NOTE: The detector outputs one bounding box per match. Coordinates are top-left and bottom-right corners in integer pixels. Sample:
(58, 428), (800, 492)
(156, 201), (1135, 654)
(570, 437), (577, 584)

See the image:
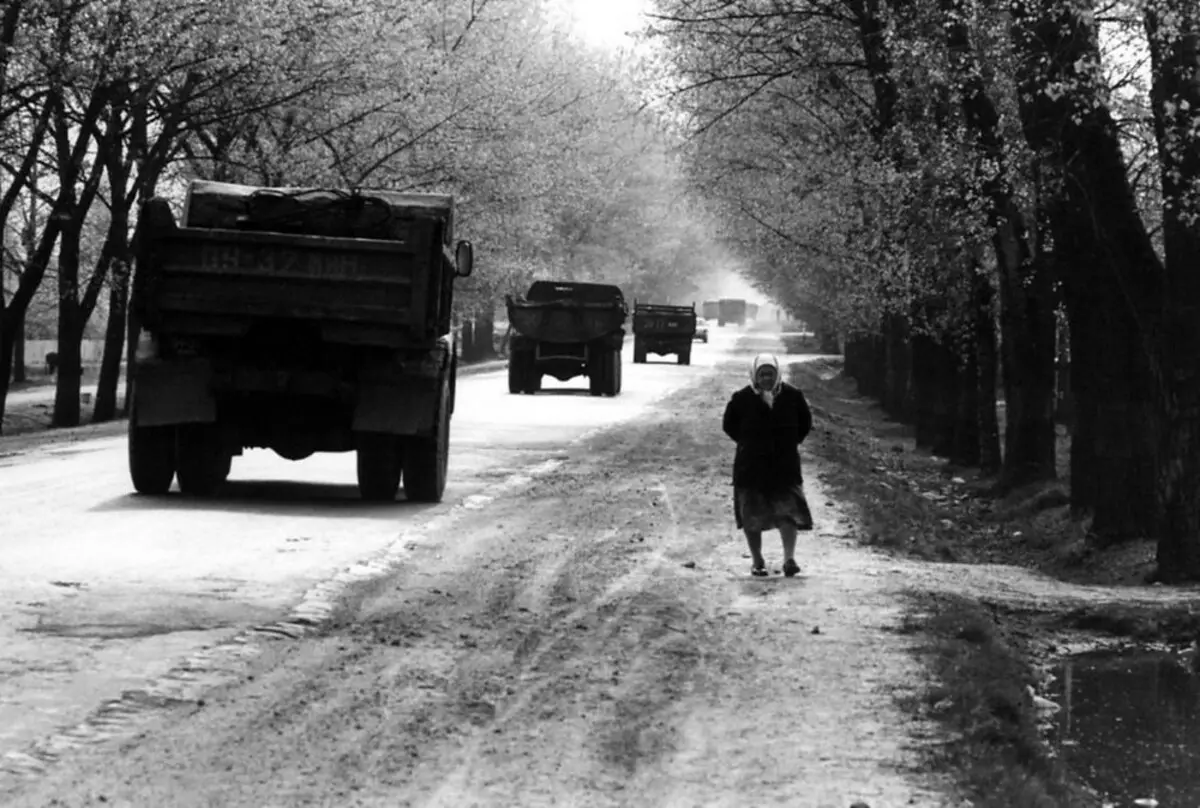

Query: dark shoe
(751, 564), (768, 577)
(782, 559), (800, 578)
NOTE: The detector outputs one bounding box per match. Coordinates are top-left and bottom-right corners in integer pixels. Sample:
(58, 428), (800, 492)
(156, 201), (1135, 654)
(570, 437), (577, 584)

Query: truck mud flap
(353, 386), (437, 435)
(133, 361), (217, 427)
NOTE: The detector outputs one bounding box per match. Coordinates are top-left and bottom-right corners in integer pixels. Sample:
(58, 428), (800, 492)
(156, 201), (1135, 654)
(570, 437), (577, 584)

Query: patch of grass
(901, 591), (1095, 808)
(787, 358), (1159, 584)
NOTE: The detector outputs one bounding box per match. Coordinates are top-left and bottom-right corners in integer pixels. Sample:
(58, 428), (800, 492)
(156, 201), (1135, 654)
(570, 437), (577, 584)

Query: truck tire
(604, 349), (621, 396)
(128, 411), (176, 496)
(357, 432), (403, 501)
(176, 425), (229, 496)
(524, 367), (542, 395)
(633, 338), (646, 364)
(589, 352), (605, 396)
(508, 358), (523, 394)
(404, 377), (450, 503)
(678, 349), (691, 366)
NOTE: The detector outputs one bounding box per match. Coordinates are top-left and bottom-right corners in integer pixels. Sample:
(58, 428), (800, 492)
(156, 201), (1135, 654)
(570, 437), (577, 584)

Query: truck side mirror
(455, 240), (474, 278)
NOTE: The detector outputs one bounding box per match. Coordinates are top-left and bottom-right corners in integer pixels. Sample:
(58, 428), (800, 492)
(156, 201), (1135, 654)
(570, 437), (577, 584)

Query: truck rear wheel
(678, 349), (691, 366)
(589, 351), (605, 396)
(128, 408), (176, 495)
(357, 432), (404, 501)
(603, 349), (621, 396)
(404, 378), (451, 503)
(176, 425), (229, 496)
(507, 357), (523, 394)
(524, 368), (541, 395)
(633, 338), (646, 364)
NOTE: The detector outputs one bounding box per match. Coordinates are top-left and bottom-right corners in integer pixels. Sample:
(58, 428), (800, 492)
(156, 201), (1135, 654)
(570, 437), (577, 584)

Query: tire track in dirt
(419, 477), (709, 806)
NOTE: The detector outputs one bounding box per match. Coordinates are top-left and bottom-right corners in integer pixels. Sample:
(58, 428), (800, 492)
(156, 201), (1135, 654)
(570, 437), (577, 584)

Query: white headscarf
(751, 353), (782, 407)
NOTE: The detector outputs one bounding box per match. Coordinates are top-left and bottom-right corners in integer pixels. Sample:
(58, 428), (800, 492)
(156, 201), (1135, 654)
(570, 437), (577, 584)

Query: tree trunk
(93, 267), (128, 423)
(11, 322), (25, 383)
(882, 314), (910, 421)
(1011, 0), (1163, 541)
(472, 309), (496, 360)
(844, 336), (868, 385)
(912, 333), (937, 449)
(997, 237), (1058, 490)
(930, 338), (960, 458)
(1054, 311), (1073, 427)
(952, 331), (982, 467)
(1146, 9), (1200, 579)
(459, 318), (482, 362)
(53, 223), (84, 428)
(974, 268), (1002, 474)
(942, 0), (1058, 488)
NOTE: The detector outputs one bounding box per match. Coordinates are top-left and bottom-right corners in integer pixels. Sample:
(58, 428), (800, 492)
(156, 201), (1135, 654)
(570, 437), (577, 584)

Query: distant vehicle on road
(128, 179), (475, 502)
(505, 281), (627, 396)
(632, 301), (697, 365)
(718, 298), (747, 327)
(701, 300), (720, 321)
(695, 318), (710, 343)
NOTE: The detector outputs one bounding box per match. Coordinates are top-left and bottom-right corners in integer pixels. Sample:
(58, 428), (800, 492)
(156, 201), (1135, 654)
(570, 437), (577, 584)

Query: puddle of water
(1052, 648), (1200, 807)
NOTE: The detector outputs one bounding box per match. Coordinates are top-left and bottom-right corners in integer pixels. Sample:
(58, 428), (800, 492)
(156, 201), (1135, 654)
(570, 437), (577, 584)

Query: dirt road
(1, 333), (959, 807)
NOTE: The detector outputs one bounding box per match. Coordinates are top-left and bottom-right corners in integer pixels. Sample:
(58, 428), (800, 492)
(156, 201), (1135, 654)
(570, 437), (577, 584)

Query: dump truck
(746, 302), (759, 321)
(718, 298), (747, 327)
(127, 179), (475, 503)
(506, 281), (626, 396)
(701, 300), (720, 321)
(632, 301), (697, 365)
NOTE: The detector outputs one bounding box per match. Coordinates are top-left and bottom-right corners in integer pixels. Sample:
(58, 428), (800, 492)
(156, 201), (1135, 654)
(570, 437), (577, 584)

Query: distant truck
(718, 298), (747, 327)
(746, 302), (759, 321)
(506, 281), (626, 396)
(127, 179), (475, 503)
(701, 300), (720, 321)
(632, 301), (697, 365)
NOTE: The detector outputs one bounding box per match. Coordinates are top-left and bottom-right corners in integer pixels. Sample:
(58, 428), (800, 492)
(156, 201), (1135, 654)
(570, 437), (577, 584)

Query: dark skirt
(735, 483), (814, 532)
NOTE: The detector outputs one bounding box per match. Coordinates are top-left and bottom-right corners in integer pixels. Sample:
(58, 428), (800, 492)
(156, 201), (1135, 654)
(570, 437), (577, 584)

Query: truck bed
(632, 304), (696, 336)
(506, 296), (627, 344)
(140, 222), (439, 348)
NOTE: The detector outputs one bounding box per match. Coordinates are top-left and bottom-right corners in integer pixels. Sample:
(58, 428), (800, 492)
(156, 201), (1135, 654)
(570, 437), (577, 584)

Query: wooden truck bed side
(139, 221), (438, 348)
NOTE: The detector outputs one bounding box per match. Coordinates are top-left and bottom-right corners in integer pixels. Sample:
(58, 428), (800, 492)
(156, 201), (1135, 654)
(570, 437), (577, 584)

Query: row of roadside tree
(647, 0), (1200, 580)
(0, 0), (743, 431)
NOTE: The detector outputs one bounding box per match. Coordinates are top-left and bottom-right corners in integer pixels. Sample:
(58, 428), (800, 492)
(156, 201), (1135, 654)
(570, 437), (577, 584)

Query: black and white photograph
(1, 0), (1199, 804)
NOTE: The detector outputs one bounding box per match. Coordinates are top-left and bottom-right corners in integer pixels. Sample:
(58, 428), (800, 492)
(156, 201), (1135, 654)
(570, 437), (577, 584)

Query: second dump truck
(632, 301), (697, 365)
(127, 179), (474, 503)
(506, 280), (626, 396)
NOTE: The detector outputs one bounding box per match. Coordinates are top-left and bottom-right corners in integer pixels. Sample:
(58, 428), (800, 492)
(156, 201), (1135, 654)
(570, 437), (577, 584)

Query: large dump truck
(718, 298), (747, 327)
(127, 179), (475, 503)
(701, 300), (720, 321)
(506, 281), (626, 396)
(632, 301), (697, 365)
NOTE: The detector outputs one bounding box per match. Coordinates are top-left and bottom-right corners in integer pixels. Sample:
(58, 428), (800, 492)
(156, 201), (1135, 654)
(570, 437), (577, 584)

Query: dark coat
(722, 382), (813, 493)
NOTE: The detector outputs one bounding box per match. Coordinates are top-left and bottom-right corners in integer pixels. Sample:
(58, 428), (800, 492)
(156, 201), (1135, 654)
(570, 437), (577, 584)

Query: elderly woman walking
(722, 354), (814, 577)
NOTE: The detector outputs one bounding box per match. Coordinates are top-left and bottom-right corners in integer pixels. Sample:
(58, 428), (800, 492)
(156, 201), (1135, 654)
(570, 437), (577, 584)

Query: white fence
(20, 339), (108, 370)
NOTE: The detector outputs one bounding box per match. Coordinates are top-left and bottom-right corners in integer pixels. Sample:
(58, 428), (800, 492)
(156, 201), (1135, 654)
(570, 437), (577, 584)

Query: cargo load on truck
(505, 281), (626, 396)
(631, 301), (697, 365)
(128, 179), (475, 503)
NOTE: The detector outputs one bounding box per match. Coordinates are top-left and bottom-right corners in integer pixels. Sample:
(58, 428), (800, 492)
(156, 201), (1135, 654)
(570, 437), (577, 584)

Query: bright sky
(554, 0), (652, 50)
